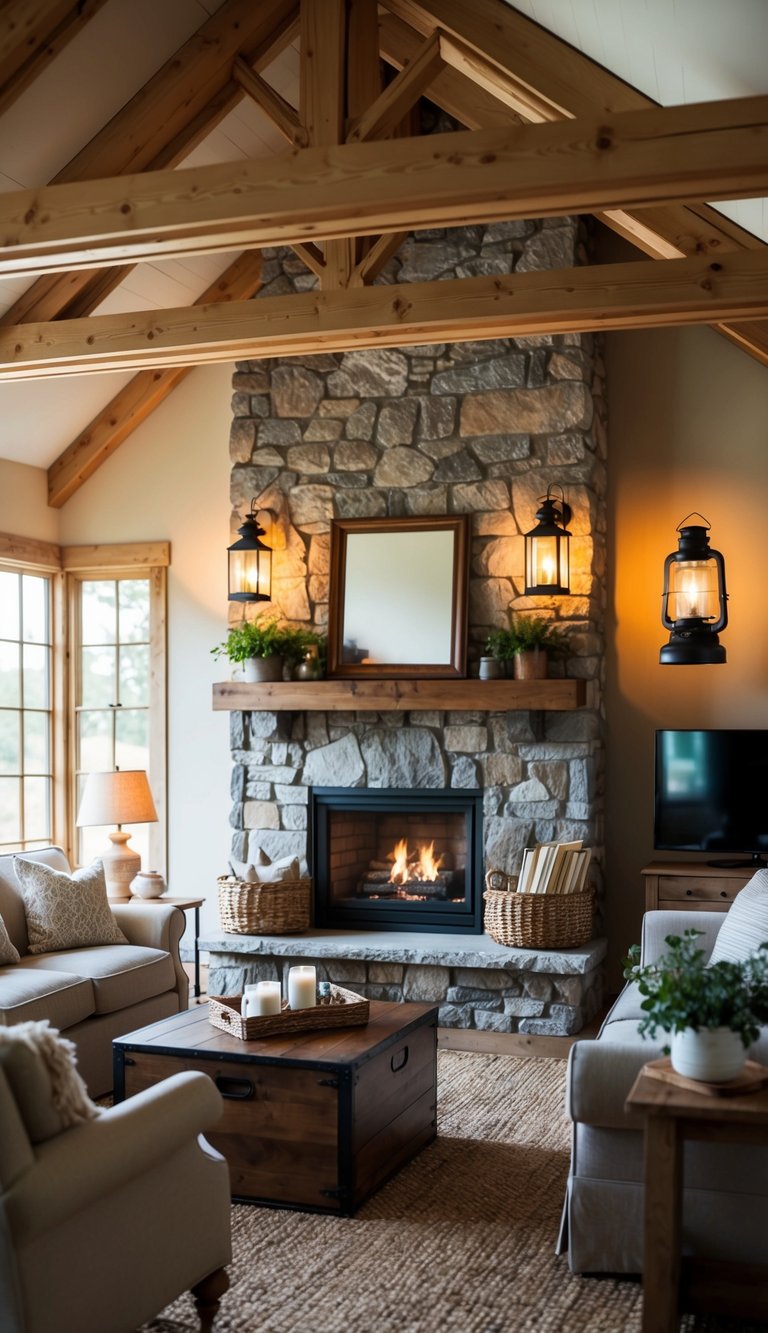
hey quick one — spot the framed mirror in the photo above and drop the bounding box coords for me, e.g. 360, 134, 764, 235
327, 516, 469, 679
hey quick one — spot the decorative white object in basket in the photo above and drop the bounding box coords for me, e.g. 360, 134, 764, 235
218, 849, 311, 935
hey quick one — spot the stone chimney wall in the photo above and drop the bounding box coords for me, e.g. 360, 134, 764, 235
227, 218, 607, 895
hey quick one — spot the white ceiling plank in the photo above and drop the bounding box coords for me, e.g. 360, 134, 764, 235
0, 371, 135, 467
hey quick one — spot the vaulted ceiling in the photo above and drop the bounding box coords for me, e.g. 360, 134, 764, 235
0, 0, 766, 504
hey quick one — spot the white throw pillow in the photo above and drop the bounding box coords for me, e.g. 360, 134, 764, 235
708, 869, 768, 964
0, 913, 20, 965
13, 857, 127, 955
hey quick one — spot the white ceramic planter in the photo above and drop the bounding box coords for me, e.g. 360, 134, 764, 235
670, 1026, 746, 1082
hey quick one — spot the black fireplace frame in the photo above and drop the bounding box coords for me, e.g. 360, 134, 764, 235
310, 787, 484, 933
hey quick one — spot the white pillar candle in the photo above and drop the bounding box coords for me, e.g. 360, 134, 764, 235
287, 965, 317, 1011
242, 981, 281, 1017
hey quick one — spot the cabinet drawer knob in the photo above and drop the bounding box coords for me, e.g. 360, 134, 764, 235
720, 890, 728, 898
685, 889, 693, 896
391, 1045, 409, 1074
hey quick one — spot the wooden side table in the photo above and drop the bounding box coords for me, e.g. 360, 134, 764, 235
626, 1066, 768, 1332
127, 895, 204, 998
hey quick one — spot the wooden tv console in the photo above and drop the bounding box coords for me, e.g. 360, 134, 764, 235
642, 861, 757, 914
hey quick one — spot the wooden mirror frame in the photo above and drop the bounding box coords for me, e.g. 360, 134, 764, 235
327, 515, 469, 679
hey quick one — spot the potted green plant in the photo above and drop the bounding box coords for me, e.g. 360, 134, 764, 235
623, 929, 768, 1082
484, 617, 569, 679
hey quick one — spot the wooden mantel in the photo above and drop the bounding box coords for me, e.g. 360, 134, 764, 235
212, 677, 587, 712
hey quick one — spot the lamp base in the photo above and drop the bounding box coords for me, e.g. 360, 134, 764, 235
100, 830, 141, 900
660, 627, 726, 666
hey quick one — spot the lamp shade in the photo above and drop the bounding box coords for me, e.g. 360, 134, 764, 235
76, 770, 158, 828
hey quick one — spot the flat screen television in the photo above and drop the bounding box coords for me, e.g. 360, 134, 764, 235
654, 729, 768, 866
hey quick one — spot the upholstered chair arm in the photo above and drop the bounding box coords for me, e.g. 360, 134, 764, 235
4, 1071, 222, 1245
640, 909, 724, 965
0, 1070, 34, 1189
566, 1040, 660, 1130
111, 901, 189, 1006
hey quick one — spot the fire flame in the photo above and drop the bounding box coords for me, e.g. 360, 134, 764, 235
388, 839, 443, 884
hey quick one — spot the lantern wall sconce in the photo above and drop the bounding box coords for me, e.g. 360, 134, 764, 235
524, 485, 572, 595
660, 513, 728, 665
228, 499, 273, 603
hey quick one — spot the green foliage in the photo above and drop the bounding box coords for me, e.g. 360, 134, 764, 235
623, 928, 768, 1051
485, 613, 569, 660
212, 615, 326, 666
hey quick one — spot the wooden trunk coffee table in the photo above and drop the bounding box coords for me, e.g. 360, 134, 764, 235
113, 1000, 438, 1215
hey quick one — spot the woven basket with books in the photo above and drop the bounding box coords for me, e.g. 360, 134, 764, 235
217, 875, 311, 935
483, 874, 593, 949
483, 838, 594, 949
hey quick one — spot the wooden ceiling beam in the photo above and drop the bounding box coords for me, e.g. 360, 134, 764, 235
378, 10, 519, 130
4, 250, 768, 380
46, 251, 263, 508
300, 0, 351, 290
381, 0, 645, 121
232, 55, 307, 147
1, 0, 297, 326
346, 30, 443, 142
1, 96, 767, 277
0, 0, 107, 117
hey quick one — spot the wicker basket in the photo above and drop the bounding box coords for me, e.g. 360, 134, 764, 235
208, 984, 369, 1040
217, 875, 311, 935
483, 870, 593, 949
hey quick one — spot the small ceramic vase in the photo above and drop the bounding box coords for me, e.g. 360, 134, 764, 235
479, 656, 502, 680
670, 1026, 746, 1082
130, 870, 166, 899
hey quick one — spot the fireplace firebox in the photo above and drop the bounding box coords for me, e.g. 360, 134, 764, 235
311, 788, 483, 933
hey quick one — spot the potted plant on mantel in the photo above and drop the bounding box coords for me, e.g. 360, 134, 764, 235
623, 929, 768, 1082
212, 614, 324, 683
485, 613, 569, 681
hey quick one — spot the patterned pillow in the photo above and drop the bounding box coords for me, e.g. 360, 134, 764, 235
0, 913, 20, 965
708, 869, 768, 964
13, 858, 127, 955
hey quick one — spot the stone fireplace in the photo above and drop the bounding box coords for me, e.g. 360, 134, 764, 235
206, 212, 608, 1036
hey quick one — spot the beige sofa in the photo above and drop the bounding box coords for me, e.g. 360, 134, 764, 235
0, 847, 188, 1095
559, 906, 768, 1274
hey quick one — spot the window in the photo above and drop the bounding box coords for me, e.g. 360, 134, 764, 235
67, 553, 167, 874
0, 564, 57, 851
0, 534, 167, 867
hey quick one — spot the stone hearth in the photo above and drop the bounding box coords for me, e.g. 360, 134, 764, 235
202, 930, 606, 1036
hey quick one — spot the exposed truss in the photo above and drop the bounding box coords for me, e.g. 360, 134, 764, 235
0, 0, 764, 507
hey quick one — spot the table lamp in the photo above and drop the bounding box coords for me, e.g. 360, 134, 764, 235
76, 769, 158, 900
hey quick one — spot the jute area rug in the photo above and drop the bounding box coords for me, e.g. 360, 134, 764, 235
143, 1052, 757, 1333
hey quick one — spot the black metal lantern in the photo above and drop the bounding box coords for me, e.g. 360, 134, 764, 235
524, 485, 572, 595
660, 514, 728, 665
228, 500, 272, 603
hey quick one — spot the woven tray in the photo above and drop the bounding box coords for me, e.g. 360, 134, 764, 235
484, 876, 593, 949
217, 875, 310, 935
209, 984, 369, 1040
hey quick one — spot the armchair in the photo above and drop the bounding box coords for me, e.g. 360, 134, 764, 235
0, 1029, 232, 1333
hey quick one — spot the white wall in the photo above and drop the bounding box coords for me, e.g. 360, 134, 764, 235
58, 363, 235, 936
0, 459, 60, 542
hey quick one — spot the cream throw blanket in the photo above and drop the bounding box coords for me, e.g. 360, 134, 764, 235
0, 1020, 99, 1128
